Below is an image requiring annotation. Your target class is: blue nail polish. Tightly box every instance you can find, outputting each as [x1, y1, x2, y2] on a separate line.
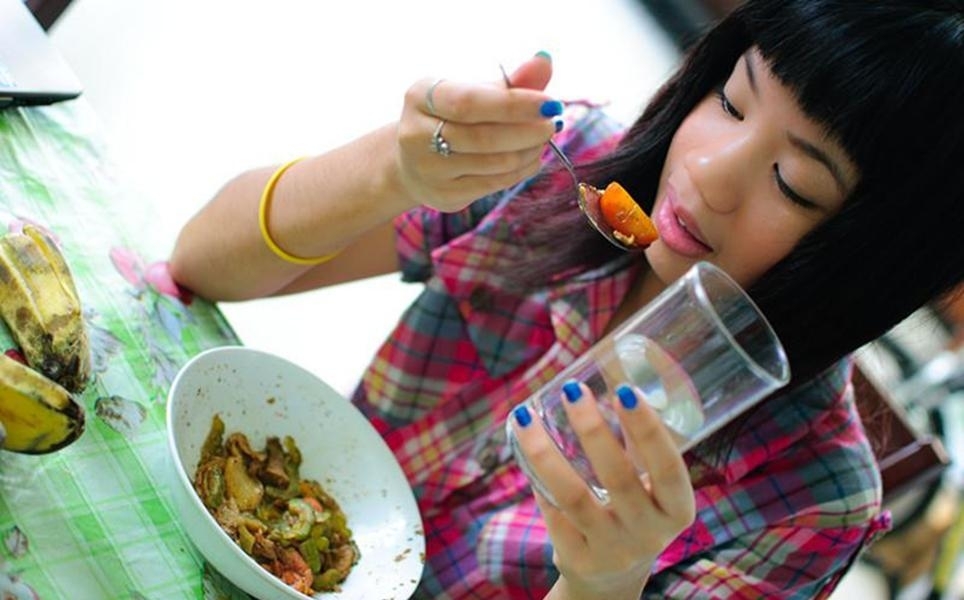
[553, 116, 564, 133]
[534, 50, 552, 63]
[562, 380, 582, 403]
[514, 405, 532, 427]
[617, 385, 638, 409]
[540, 100, 563, 118]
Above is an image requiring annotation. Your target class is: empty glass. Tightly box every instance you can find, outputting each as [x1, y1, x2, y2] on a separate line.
[506, 261, 790, 505]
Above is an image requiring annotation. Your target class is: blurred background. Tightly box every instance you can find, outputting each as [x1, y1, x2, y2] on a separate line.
[24, 0, 964, 597]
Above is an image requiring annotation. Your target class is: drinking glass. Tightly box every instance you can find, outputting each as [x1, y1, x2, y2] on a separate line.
[506, 261, 790, 505]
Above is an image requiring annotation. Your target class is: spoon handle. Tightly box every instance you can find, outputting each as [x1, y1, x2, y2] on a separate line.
[546, 139, 579, 184]
[498, 64, 579, 185]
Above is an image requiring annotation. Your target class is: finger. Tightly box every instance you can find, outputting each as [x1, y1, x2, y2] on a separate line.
[423, 78, 445, 118]
[509, 404, 605, 530]
[533, 490, 587, 557]
[451, 153, 543, 192]
[410, 77, 560, 124]
[504, 51, 554, 91]
[440, 146, 544, 177]
[557, 381, 645, 503]
[413, 146, 542, 185]
[614, 385, 694, 521]
[411, 152, 542, 208]
[399, 112, 545, 166]
[433, 118, 559, 155]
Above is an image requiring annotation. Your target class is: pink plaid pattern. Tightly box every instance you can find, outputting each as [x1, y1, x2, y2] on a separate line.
[350, 109, 889, 599]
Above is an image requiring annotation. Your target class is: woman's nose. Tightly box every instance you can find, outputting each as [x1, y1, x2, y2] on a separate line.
[684, 133, 758, 214]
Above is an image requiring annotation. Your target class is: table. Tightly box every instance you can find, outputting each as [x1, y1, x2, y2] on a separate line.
[0, 99, 246, 598]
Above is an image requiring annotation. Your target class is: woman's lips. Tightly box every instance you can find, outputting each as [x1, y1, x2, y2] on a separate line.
[654, 189, 713, 257]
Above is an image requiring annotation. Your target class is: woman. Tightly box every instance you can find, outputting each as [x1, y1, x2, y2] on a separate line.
[170, 1, 964, 597]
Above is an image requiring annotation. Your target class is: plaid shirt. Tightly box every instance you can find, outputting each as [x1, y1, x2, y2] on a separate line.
[350, 108, 889, 599]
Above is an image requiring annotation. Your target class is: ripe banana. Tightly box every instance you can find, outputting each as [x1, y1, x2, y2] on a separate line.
[0, 352, 84, 454]
[0, 225, 91, 392]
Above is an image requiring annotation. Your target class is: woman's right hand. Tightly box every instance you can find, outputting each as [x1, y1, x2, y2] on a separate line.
[394, 53, 563, 213]
[169, 55, 563, 301]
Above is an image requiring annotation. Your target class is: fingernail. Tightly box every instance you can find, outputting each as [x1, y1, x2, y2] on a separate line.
[617, 385, 638, 409]
[513, 405, 532, 427]
[553, 116, 564, 133]
[562, 380, 582, 403]
[534, 50, 552, 63]
[540, 100, 563, 118]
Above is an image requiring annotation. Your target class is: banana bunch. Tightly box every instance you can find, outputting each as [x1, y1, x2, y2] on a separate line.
[0, 224, 88, 454]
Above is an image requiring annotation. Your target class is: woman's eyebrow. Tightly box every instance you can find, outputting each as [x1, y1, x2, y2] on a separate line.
[744, 51, 759, 96]
[788, 132, 849, 195]
[745, 49, 850, 195]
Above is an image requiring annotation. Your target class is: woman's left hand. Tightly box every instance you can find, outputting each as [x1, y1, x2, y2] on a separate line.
[510, 382, 696, 600]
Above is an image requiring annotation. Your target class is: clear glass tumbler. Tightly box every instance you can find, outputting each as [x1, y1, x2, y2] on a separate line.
[506, 261, 790, 505]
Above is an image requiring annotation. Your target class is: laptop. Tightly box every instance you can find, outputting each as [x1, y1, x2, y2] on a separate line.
[0, 0, 82, 108]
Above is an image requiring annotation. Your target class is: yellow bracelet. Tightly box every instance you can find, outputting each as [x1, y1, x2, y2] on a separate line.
[258, 157, 341, 266]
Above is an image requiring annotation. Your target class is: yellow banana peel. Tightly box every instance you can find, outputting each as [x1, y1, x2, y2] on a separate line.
[0, 352, 84, 454]
[0, 225, 91, 392]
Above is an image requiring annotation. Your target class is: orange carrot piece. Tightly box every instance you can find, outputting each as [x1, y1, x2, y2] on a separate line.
[598, 182, 658, 247]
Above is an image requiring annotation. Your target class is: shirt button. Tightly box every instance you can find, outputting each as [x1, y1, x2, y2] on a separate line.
[469, 287, 495, 312]
[473, 427, 509, 473]
[477, 444, 500, 471]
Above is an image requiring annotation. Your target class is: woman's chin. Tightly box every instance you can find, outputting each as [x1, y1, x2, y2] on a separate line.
[643, 243, 698, 287]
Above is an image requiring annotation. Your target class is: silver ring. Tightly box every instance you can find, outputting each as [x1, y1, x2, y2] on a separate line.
[431, 119, 451, 157]
[425, 78, 444, 116]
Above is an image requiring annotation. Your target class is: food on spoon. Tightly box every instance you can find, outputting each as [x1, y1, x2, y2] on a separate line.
[596, 182, 658, 248]
[194, 414, 360, 595]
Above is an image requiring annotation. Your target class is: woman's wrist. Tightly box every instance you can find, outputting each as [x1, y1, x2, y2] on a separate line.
[265, 124, 414, 258]
[365, 123, 422, 214]
[546, 574, 647, 600]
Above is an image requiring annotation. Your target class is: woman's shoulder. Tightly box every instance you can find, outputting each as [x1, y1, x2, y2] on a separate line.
[746, 360, 883, 522]
[697, 359, 882, 522]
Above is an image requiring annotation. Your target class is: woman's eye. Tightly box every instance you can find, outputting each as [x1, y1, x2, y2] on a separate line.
[715, 86, 743, 120]
[773, 165, 818, 209]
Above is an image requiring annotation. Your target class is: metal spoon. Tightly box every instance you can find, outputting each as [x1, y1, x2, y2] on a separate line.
[498, 65, 638, 251]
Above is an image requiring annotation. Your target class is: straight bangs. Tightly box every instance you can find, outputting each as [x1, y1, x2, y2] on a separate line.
[752, 1, 964, 187]
[742, 1, 964, 379]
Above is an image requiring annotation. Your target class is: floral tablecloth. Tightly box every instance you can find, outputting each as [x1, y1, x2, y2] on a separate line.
[0, 99, 244, 598]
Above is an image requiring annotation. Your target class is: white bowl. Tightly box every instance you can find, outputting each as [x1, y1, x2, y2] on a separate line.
[166, 346, 425, 600]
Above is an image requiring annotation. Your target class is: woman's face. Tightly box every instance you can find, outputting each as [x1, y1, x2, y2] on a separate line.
[644, 48, 859, 289]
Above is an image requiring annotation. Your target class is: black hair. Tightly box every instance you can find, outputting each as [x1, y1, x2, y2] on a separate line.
[510, 0, 964, 386]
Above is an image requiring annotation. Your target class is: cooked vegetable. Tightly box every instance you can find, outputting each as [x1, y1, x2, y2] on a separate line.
[193, 414, 359, 594]
[598, 181, 658, 248]
[223, 455, 264, 511]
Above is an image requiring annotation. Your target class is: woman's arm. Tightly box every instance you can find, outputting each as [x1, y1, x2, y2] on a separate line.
[169, 56, 560, 301]
[169, 125, 407, 301]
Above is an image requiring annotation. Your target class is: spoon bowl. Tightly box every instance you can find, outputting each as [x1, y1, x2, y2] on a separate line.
[577, 182, 634, 250]
[498, 65, 643, 252]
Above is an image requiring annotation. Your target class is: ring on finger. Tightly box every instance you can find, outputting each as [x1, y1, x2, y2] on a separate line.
[425, 78, 444, 117]
[431, 119, 452, 157]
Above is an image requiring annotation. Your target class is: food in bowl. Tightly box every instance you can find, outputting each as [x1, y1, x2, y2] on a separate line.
[193, 414, 359, 595]
[167, 346, 425, 600]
